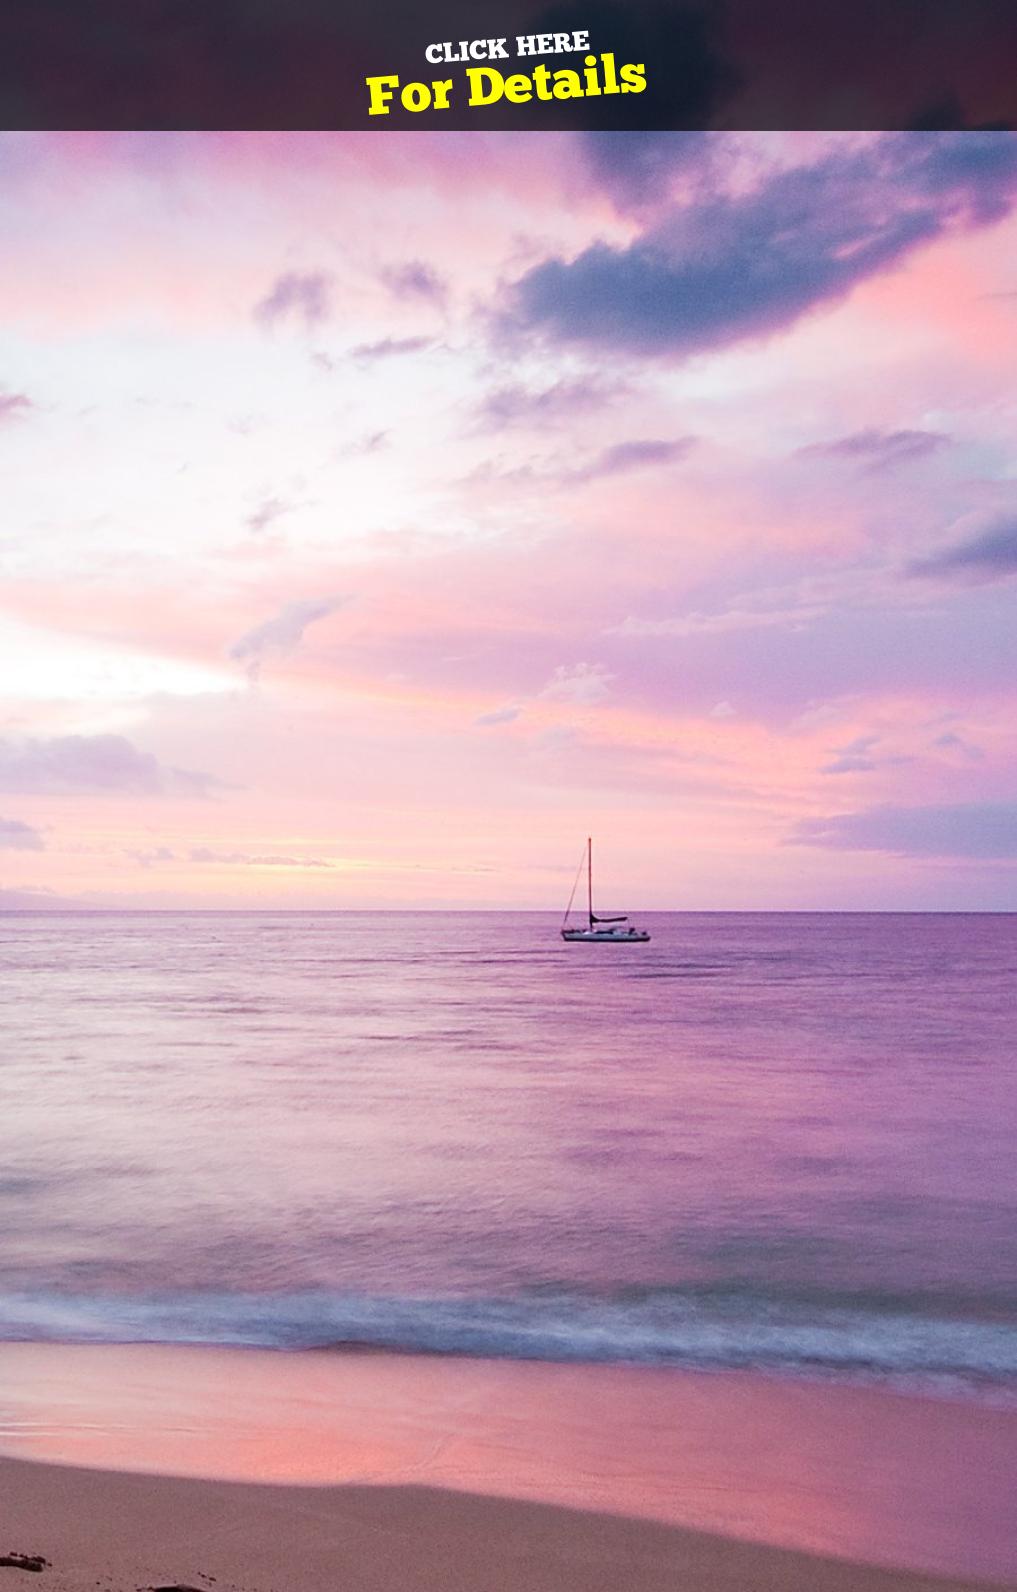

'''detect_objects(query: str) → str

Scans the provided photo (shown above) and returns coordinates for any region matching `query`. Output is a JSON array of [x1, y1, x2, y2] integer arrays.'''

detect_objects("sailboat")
[[561, 838, 650, 942]]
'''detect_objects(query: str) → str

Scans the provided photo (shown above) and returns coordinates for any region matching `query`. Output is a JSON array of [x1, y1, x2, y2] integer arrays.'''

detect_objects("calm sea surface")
[[1, 912, 1016, 1401]]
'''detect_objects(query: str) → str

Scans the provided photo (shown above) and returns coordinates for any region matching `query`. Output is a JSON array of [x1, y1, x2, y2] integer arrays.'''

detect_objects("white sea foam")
[[2, 1286, 1017, 1403]]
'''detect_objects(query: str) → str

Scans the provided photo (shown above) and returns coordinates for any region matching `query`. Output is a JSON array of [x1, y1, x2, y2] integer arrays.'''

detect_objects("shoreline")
[[1, 1343, 1016, 1585], [1, 1456, 1009, 1592]]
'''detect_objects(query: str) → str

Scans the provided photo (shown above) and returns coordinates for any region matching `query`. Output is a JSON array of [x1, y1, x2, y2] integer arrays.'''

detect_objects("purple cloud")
[[581, 131, 714, 213], [468, 435, 693, 496], [0, 816, 44, 850], [504, 133, 1017, 358], [246, 495, 293, 535], [799, 428, 951, 471], [350, 336, 432, 361], [254, 271, 332, 330], [573, 437, 696, 482], [380, 260, 447, 305], [821, 734, 882, 775], [476, 374, 626, 430], [790, 801, 1017, 859], [126, 846, 175, 866], [475, 706, 522, 727], [934, 731, 984, 761], [229, 595, 345, 679], [189, 847, 332, 868], [907, 515, 1017, 581], [337, 430, 389, 457], [0, 736, 218, 797], [0, 391, 32, 422]]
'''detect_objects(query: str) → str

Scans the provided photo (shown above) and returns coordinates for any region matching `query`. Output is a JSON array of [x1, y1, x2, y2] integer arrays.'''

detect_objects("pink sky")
[[2, 130, 1016, 909]]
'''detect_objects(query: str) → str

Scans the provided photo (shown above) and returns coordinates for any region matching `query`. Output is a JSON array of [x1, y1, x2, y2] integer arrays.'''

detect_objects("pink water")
[[1, 911, 1016, 1401]]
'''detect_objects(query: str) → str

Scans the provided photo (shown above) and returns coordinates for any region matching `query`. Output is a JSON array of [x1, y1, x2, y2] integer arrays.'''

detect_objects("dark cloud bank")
[[791, 801, 1017, 859], [504, 132, 1017, 359]]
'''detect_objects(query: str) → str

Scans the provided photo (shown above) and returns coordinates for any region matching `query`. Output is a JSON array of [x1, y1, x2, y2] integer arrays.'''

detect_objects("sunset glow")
[[3, 130, 1016, 908]]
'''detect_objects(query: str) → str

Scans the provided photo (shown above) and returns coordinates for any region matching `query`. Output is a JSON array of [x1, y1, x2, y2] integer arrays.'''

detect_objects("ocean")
[[2, 911, 1016, 1402]]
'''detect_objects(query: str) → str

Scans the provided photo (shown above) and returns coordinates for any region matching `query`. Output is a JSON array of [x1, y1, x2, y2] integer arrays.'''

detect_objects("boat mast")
[[587, 835, 593, 927]]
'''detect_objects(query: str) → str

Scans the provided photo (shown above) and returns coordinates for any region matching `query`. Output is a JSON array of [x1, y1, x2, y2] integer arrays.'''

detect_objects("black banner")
[[1, 0, 1014, 131]]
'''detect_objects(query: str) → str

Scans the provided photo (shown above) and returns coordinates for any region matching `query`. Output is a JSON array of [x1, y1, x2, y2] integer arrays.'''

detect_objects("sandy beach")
[[2, 1346, 1017, 1591], [0, 1452, 1009, 1592]]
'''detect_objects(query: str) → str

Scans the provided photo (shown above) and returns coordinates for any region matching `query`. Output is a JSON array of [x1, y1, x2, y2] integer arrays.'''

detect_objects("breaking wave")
[[3, 1284, 1017, 1402]]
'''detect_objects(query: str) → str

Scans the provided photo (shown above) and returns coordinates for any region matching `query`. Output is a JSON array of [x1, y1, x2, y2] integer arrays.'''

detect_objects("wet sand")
[[1, 1345, 1016, 1589], [1, 1456, 1010, 1592]]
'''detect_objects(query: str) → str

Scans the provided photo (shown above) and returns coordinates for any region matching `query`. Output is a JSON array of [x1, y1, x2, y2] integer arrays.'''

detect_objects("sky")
[[1, 129, 1016, 910]]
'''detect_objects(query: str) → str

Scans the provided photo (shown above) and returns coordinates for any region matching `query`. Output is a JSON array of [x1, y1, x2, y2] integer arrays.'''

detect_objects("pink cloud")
[[3, 131, 1017, 906]]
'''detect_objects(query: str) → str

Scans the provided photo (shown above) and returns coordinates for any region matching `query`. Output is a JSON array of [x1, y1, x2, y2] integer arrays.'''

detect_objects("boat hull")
[[560, 840, 649, 942]]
